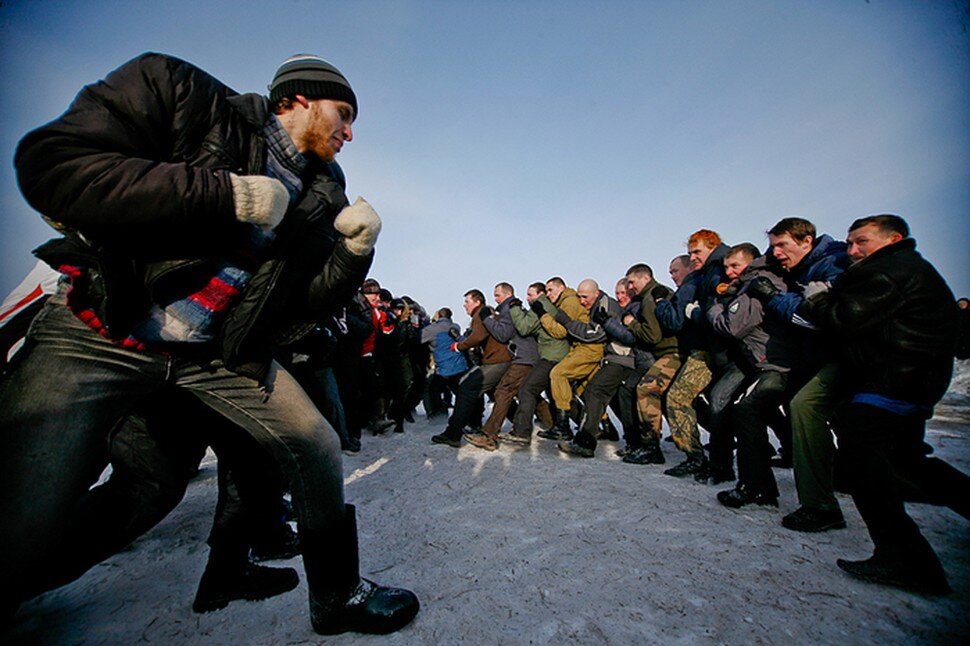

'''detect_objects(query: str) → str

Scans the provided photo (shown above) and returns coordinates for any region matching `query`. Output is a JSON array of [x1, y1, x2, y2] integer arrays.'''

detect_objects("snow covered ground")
[[4, 363, 969, 644]]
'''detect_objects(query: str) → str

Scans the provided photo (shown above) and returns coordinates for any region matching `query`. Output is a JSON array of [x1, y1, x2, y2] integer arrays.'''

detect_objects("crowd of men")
[[406, 215, 966, 597], [1, 49, 968, 640]]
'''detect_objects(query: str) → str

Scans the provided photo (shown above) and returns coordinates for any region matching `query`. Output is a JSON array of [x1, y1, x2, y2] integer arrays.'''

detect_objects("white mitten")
[[803, 281, 831, 299], [334, 197, 382, 255], [230, 173, 289, 229]]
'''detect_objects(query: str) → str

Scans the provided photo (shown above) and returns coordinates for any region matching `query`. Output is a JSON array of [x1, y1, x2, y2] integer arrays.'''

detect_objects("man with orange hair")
[[655, 229, 731, 479]]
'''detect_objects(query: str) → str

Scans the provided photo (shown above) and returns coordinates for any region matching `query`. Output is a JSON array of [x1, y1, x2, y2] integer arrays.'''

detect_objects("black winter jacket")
[[16, 53, 371, 381], [800, 238, 957, 407]]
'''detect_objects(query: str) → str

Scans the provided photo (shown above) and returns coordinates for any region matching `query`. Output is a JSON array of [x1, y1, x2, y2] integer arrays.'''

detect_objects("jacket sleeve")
[[509, 306, 540, 337], [800, 269, 901, 336], [483, 309, 515, 343], [655, 279, 697, 334], [420, 322, 438, 345], [603, 312, 636, 346], [306, 243, 373, 314], [552, 309, 607, 343], [14, 53, 237, 250], [457, 316, 489, 351], [537, 296, 568, 339], [707, 292, 763, 340], [767, 255, 846, 324], [626, 297, 665, 346]]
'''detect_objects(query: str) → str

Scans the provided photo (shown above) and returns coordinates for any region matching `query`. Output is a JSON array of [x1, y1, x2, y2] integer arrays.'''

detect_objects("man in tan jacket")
[[533, 277, 606, 441]]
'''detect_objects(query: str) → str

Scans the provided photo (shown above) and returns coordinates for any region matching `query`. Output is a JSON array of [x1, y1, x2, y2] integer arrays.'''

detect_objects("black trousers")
[[580, 361, 632, 440], [734, 370, 790, 497], [834, 402, 970, 560], [705, 363, 747, 473], [612, 364, 648, 445], [22, 391, 287, 599], [443, 363, 509, 439]]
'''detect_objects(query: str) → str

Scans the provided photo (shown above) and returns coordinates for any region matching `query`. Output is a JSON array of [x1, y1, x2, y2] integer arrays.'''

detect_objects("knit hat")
[[269, 54, 358, 117]]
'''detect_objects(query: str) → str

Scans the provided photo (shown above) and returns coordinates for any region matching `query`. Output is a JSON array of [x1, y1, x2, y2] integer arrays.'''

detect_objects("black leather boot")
[[537, 408, 573, 441], [192, 547, 299, 613], [623, 436, 665, 465], [306, 504, 419, 635]]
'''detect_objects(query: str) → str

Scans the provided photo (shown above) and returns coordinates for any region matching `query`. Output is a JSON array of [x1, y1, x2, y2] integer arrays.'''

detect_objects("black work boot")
[[558, 430, 597, 458], [599, 417, 620, 442], [716, 483, 779, 509], [664, 452, 710, 479], [306, 505, 419, 635], [193, 552, 299, 613], [623, 436, 665, 465], [837, 546, 950, 595], [538, 408, 573, 441], [781, 506, 846, 533]]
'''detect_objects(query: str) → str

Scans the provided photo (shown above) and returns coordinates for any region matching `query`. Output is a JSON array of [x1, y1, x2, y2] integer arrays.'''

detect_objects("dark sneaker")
[[615, 445, 634, 458], [431, 433, 461, 448], [464, 432, 498, 451], [837, 555, 951, 595], [558, 441, 594, 458], [717, 485, 778, 509], [664, 454, 708, 478], [782, 506, 846, 533], [342, 437, 361, 453], [622, 446, 665, 465], [537, 428, 572, 442], [311, 578, 420, 635], [497, 432, 531, 446], [193, 562, 299, 613]]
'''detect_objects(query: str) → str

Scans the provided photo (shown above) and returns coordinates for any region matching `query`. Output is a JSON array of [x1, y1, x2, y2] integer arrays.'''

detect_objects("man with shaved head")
[[531, 278, 606, 442], [552, 279, 629, 458]]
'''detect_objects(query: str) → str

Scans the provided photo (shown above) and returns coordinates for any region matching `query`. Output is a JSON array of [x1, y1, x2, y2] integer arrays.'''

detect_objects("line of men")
[[425, 215, 968, 596]]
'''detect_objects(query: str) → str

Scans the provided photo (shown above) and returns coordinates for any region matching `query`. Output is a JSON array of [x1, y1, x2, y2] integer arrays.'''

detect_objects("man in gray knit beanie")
[[5, 50, 415, 638]]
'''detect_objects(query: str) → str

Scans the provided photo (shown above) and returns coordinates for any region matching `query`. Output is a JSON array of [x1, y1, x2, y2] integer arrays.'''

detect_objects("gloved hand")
[[650, 285, 668, 301], [591, 307, 609, 325], [508, 298, 523, 309], [230, 173, 289, 229], [530, 300, 546, 316], [448, 327, 460, 340], [450, 342, 459, 352], [803, 281, 830, 299], [747, 276, 780, 303], [478, 306, 493, 321], [334, 197, 382, 256], [684, 301, 700, 319]]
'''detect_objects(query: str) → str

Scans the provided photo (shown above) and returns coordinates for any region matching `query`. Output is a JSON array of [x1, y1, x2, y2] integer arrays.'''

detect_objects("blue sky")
[[1, 1, 968, 324]]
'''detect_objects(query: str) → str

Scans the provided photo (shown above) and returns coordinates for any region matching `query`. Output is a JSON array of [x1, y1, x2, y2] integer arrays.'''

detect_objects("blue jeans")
[[0, 291, 344, 603]]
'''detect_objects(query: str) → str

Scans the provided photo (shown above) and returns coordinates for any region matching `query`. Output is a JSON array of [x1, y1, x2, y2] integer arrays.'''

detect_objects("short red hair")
[[687, 229, 721, 249]]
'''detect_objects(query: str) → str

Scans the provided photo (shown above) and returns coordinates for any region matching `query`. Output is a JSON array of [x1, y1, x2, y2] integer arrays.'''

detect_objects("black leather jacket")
[[800, 238, 957, 407], [16, 53, 371, 381]]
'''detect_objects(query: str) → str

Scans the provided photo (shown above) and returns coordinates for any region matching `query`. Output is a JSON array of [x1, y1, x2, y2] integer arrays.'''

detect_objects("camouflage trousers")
[[635, 354, 682, 442], [664, 351, 715, 455]]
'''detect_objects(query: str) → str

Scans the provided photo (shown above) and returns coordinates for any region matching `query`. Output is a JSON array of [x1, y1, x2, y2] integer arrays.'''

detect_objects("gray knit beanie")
[[268, 54, 357, 117]]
